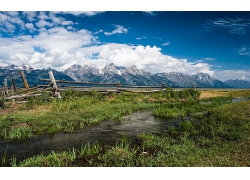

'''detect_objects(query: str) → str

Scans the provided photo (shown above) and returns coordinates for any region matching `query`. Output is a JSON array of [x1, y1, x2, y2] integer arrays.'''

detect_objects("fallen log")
[[4, 93, 41, 100]]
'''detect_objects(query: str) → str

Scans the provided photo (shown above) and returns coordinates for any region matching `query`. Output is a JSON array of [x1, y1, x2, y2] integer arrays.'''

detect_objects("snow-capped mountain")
[[0, 64, 73, 87], [64, 63, 233, 88], [64, 63, 161, 86], [192, 73, 233, 88], [0, 63, 34, 71], [0, 63, 238, 88], [155, 72, 200, 87]]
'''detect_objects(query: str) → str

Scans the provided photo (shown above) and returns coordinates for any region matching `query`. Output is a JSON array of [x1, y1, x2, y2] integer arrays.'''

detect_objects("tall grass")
[[0, 88, 247, 142]]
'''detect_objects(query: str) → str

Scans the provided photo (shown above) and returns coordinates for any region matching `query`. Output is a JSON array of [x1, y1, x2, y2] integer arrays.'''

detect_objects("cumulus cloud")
[[61, 20, 73, 26], [104, 24, 128, 36], [0, 12, 24, 33], [23, 11, 37, 22], [0, 26, 100, 70], [0, 26, 214, 75], [38, 12, 49, 20], [36, 19, 53, 28], [90, 45, 214, 76], [25, 23, 36, 32], [0, 11, 215, 77]]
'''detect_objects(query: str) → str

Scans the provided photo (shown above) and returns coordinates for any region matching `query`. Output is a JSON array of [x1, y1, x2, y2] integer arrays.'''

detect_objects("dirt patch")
[[0, 103, 21, 115]]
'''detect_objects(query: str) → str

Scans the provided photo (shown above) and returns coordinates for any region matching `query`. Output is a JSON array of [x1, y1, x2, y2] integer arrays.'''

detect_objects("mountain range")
[[0, 63, 250, 88]]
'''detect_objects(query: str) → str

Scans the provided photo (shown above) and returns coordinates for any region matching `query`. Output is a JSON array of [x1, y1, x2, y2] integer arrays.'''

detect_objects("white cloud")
[[5, 11, 19, 17], [162, 42, 170, 46], [104, 24, 128, 36], [237, 46, 250, 56], [203, 57, 216, 61], [136, 37, 147, 40], [61, 20, 73, 26], [0, 12, 216, 77], [91, 45, 214, 76], [0, 12, 24, 33], [1, 22, 16, 33], [143, 11, 156, 16], [0, 25, 215, 75], [213, 70, 250, 81], [23, 11, 37, 22], [0, 26, 99, 70], [25, 23, 36, 32], [60, 11, 104, 16], [67, 26, 74, 30], [203, 17, 250, 35], [94, 29, 103, 34], [38, 12, 49, 20], [36, 19, 53, 28]]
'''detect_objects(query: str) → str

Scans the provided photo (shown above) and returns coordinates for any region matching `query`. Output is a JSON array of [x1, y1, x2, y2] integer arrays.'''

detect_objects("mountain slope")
[[0, 63, 240, 88], [64, 63, 177, 86], [224, 79, 250, 88], [0, 65, 74, 87], [64, 63, 232, 88], [192, 73, 233, 88]]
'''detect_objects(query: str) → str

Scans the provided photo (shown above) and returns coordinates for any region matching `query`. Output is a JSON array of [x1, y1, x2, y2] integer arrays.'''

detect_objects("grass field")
[[1, 88, 250, 167]]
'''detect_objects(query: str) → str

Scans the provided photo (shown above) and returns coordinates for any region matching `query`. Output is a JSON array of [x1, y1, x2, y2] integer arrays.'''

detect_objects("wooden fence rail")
[[39, 78, 118, 86], [2, 70, 197, 105]]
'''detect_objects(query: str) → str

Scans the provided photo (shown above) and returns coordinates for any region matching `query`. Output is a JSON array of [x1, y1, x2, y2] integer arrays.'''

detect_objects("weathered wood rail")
[[2, 70, 190, 105], [1, 70, 168, 101], [39, 72, 167, 94]]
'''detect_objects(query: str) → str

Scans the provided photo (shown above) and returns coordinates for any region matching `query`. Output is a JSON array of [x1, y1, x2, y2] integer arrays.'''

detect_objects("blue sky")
[[0, 7, 250, 81]]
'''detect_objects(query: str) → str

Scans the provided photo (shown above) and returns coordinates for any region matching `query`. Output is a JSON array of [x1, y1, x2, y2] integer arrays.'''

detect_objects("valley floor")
[[1, 89, 250, 167]]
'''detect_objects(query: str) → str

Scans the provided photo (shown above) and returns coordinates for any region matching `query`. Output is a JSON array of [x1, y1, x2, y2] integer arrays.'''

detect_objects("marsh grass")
[[3, 89, 250, 166], [1, 145, 8, 166], [10, 100, 249, 167], [0, 90, 159, 140], [0, 89, 247, 140]]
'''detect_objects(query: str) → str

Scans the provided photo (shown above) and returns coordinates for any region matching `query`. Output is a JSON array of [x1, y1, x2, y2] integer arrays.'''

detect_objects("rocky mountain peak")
[[126, 65, 143, 75], [102, 63, 124, 75], [194, 73, 215, 83], [71, 64, 82, 70], [20, 63, 33, 70]]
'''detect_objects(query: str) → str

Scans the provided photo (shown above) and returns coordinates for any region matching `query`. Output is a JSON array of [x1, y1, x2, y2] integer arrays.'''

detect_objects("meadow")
[[1, 88, 250, 166]]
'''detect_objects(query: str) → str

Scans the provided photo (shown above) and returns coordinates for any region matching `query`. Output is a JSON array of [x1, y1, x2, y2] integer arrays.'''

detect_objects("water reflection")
[[0, 110, 191, 164]]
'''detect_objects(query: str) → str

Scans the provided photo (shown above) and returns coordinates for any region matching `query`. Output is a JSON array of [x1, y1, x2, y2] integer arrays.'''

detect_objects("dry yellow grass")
[[199, 89, 250, 100]]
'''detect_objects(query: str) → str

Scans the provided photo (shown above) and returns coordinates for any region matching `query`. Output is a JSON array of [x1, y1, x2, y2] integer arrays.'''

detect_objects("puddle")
[[0, 110, 191, 165], [201, 97, 249, 104], [231, 97, 249, 103]]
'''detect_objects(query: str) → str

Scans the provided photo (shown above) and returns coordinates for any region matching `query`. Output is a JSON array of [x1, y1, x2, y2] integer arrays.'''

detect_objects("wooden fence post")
[[161, 83, 165, 90], [2, 79, 8, 95], [11, 78, 17, 94], [116, 81, 120, 90], [48, 71, 61, 99], [20, 70, 30, 93], [11, 78, 17, 102], [193, 82, 196, 91]]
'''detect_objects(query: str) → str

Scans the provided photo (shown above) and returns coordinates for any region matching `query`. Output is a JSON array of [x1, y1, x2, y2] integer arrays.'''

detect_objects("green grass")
[[0, 88, 202, 140], [9, 100, 250, 167]]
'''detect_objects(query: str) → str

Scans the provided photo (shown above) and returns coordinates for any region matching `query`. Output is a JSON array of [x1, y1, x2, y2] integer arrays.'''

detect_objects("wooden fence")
[[1, 70, 168, 103]]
